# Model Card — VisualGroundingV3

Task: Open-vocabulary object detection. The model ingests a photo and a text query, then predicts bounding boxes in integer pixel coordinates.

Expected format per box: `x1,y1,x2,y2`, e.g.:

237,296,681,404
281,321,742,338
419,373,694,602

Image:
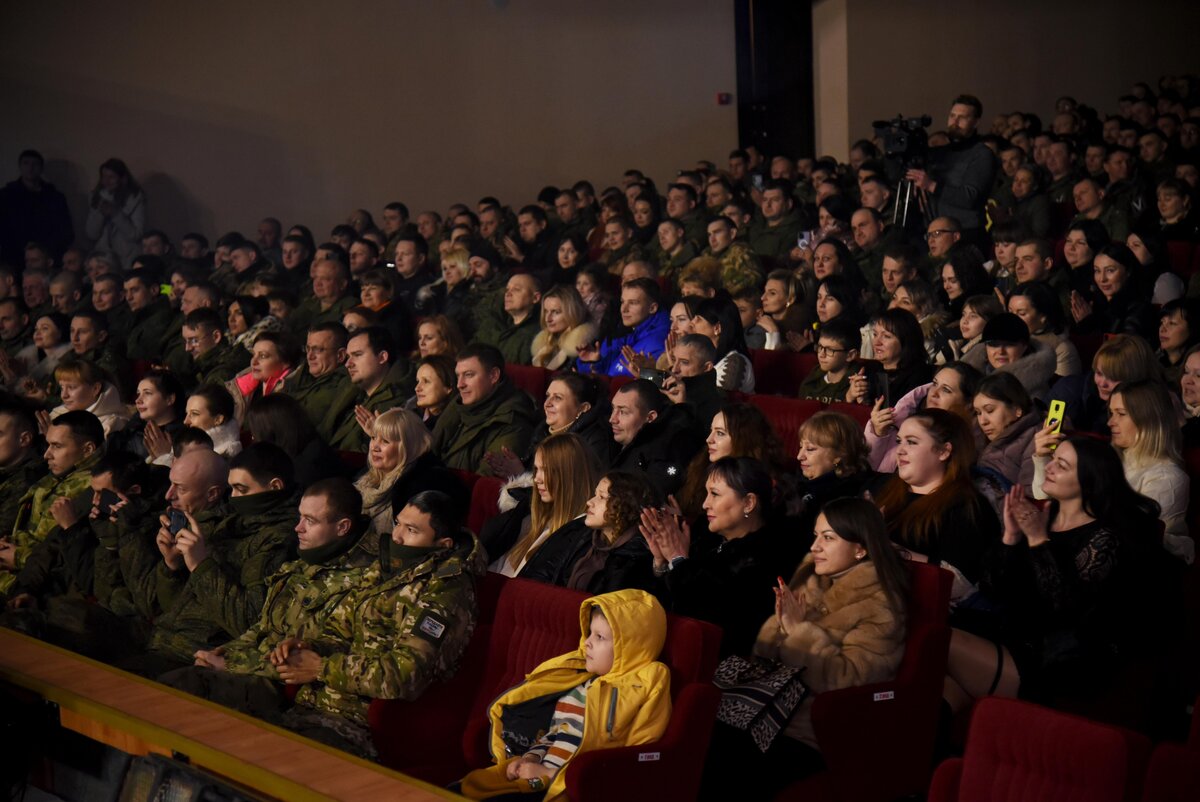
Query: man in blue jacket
577,278,669,377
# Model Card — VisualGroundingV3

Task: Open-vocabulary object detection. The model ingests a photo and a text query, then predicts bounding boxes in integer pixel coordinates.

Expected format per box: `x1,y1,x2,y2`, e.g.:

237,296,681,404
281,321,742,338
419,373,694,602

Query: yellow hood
578,589,666,675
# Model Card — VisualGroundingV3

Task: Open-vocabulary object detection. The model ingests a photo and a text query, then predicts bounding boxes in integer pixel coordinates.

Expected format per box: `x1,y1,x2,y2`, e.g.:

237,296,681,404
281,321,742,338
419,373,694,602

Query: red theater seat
927,697,1151,802
750,348,819,396
506,363,550,402
748,394,822,454
1070,332,1105,371
823,401,872,427
1166,241,1196,276
608,373,635,398
467,476,504,535
1141,741,1200,802
371,576,723,802
777,562,953,802
449,469,482,498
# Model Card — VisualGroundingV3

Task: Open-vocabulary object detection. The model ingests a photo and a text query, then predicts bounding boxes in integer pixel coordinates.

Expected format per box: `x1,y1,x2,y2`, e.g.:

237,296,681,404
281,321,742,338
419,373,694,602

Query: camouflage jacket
0,457,47,542
147,491,299,660
221,524,376,677
192,341,251,389
706,241,763,295
92,494,162,619
282,364,354,441
294,532,485,725
0,452,100,595
7,518,97,602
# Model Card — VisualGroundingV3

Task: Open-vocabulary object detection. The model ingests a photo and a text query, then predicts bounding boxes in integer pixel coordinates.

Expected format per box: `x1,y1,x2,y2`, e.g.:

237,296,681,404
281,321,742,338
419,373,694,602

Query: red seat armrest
925,757,963,802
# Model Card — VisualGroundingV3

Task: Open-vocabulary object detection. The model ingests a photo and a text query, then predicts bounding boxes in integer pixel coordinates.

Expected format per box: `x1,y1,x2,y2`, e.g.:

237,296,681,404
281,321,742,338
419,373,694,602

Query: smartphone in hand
168,509,189,537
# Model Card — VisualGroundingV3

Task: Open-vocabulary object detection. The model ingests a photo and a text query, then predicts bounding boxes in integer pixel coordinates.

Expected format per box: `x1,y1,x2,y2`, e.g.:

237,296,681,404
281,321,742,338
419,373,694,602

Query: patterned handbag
712,654,809,752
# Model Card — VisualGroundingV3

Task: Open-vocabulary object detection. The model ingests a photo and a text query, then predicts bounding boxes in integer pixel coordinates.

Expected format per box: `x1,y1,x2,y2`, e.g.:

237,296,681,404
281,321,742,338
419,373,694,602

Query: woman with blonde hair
531,285,598,369
418,245,474,338
354,407,464,537
480,433,600,578
758,269,813,350
1050,333,1162,435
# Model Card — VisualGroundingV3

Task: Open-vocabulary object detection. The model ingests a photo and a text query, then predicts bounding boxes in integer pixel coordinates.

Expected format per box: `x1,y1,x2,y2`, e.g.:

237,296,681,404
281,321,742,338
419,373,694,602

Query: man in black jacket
608,380,704,497
905,94,996,245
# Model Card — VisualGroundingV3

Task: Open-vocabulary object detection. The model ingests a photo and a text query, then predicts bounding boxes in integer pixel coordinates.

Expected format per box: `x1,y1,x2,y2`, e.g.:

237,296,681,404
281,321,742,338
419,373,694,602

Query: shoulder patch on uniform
416,612,448,642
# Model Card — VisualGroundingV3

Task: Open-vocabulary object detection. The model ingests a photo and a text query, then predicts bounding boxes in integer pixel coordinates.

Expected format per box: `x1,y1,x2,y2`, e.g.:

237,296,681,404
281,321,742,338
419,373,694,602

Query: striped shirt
526,680,591,770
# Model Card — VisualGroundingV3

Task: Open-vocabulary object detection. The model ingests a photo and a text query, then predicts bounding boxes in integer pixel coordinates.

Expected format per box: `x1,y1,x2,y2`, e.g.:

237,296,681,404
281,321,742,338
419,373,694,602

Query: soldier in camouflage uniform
164,487,482,760
702,216,763,295
281,322,353,439
69,310,132,399
113,446,297,677
0,411,103,596
0,404,46,540
182,308,250,388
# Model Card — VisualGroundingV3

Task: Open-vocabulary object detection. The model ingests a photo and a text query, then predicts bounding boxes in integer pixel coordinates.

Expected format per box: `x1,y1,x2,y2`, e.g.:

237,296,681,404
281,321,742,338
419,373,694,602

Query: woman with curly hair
525,470,660,595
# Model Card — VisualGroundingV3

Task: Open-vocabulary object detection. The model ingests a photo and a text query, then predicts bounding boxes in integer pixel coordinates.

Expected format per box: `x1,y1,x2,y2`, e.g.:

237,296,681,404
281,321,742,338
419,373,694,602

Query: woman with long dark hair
689,296,755,392
84,158,145,268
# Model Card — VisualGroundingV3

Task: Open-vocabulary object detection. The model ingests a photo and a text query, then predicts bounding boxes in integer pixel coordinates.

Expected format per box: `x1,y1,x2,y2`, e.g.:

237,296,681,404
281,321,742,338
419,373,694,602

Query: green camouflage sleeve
318,574,476,701
186,525,295,639
9,527,63,598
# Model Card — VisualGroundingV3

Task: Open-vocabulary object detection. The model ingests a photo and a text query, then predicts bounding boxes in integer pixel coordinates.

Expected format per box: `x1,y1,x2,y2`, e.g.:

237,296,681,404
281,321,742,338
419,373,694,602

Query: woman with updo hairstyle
875,408,1000,606
1155,298,1200,387
791,410,883,545
948,293,1003,369
940,243,993,323
1099,378,1191,563
407,354,458,430
641,457,794,655
1070,243,1155,339
759,269,813,350
354,408,465,538
180,383,241,461
526,470,659,595
677,403,786,524
702,498,908,797
84,157,146,268
481,433,600,579
531,285,599,370
1007,281,1082,378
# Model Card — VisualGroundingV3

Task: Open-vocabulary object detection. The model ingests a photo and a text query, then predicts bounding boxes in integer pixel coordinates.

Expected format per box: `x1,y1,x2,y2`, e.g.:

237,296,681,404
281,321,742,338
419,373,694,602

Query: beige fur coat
530,321,599,370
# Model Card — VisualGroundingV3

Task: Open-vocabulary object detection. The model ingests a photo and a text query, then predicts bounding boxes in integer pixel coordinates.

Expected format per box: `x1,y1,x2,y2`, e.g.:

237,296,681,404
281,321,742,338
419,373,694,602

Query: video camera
872,114,933,170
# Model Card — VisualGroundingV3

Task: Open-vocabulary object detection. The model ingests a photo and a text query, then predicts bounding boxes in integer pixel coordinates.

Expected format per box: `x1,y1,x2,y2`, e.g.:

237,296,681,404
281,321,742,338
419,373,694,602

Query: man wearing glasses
924,217,963,277
905,94,996,247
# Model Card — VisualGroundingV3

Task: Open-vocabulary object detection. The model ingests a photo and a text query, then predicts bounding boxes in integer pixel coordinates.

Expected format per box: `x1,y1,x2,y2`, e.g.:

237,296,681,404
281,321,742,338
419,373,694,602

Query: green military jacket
282,364,354,441
295,532,484,725
103,303,134,348
125,297,176,362
678,209,710,252
749,209,805,259
495,310,541,366
7,517,97,602
706,241,763,295
431,378,538,476
159,313,191,379
0,456,47,541
145,491,298,661
658,242,698,286
193,341,251,388
221,524,376,677
75,346,130,394
468,274,510,348
601,241,647,275
0,451,100,596
92,494,162,619
288,295,357,338
325,361,414,452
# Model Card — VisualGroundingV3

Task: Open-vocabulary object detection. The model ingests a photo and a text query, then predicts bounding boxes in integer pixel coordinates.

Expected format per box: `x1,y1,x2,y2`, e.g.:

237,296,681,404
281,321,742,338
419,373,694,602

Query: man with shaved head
113,445,299,677
493,273,542,365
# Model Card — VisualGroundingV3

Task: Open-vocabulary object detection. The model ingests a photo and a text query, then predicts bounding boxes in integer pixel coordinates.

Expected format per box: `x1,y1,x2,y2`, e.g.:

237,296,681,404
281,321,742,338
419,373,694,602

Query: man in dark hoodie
432,344,537,476
608,379,704,497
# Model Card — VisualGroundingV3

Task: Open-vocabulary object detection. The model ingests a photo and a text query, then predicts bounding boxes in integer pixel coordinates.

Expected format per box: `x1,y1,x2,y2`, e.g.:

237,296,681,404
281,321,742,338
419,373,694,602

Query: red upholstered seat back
749,348,819,396
467,476,504,535
955,698,1142,802
747,394,822,454
1166,241,1196,276
1141,742,1200,802
506,364,550,402
824,401,872,427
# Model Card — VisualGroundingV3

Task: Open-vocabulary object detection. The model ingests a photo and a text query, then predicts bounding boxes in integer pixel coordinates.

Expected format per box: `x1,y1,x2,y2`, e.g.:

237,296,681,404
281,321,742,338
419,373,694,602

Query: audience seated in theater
90,273,132,346
495,273,542,365
1070,244,1155,339
949,438,1166,710
574,262,613,335
1180,344,1200,447
358,268,413,355
177,384,241,463
354,408,463,538
9,312,72,396
406,354,457,431
940,244,993,325
549,229,587,290
0,404,46,538
686,296,755,393
655,217,699,284
757,269,812,350
84,158,145,268
749,178,807,259
431,344,537,476
1007,281,1082,378
181,307,249,388
1062,218,1110,296
245,394,342,488
1005,164,1052,238
480,433,599,579
876,408,999,606
414,314,465,361
799,318,862,403
577,278,669,377
814,274,865,340
704,498,908,799
1155,178,1199,242
0,297,32,365
227,331,299,422
108,370,184,463
23,267,53,321
49,358,130,437
283,322,351,437
847,308,934,407
0,410,103,596
889,280,951,363
979,313,1058,400
390,232,438,319
704,214,763,294
987,220,1022,296
530,285,597,370
732,286,767,350
608,379,704,497
1154,298,1200,388
1051,333,1162,436
641,456,796,657
417,246,476,340
122,272,175,362
324,326,411,452
288,257,356,336
791,411,885,545
464,239,510,347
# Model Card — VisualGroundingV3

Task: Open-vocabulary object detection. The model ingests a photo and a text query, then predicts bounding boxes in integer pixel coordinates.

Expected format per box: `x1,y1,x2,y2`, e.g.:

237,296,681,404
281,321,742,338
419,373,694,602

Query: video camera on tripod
872,114,933,228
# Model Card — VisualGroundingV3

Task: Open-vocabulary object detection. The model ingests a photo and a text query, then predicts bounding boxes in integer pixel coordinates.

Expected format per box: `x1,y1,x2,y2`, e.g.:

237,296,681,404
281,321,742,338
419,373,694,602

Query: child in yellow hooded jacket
460,588,672,801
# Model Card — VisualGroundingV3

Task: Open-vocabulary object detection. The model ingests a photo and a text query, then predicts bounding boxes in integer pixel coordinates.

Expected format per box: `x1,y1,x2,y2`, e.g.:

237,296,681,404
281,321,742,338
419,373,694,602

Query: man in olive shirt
325,327,411,452
284,322,353,440
289,258,357,335
182,308,250,387
749,179,806,259
494,274,541,365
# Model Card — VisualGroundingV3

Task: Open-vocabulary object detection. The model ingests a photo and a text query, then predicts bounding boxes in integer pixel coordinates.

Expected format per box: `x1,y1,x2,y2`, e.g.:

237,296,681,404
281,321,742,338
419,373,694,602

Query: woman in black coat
107,370,185,462
388,449,469,521
520,470,658,595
